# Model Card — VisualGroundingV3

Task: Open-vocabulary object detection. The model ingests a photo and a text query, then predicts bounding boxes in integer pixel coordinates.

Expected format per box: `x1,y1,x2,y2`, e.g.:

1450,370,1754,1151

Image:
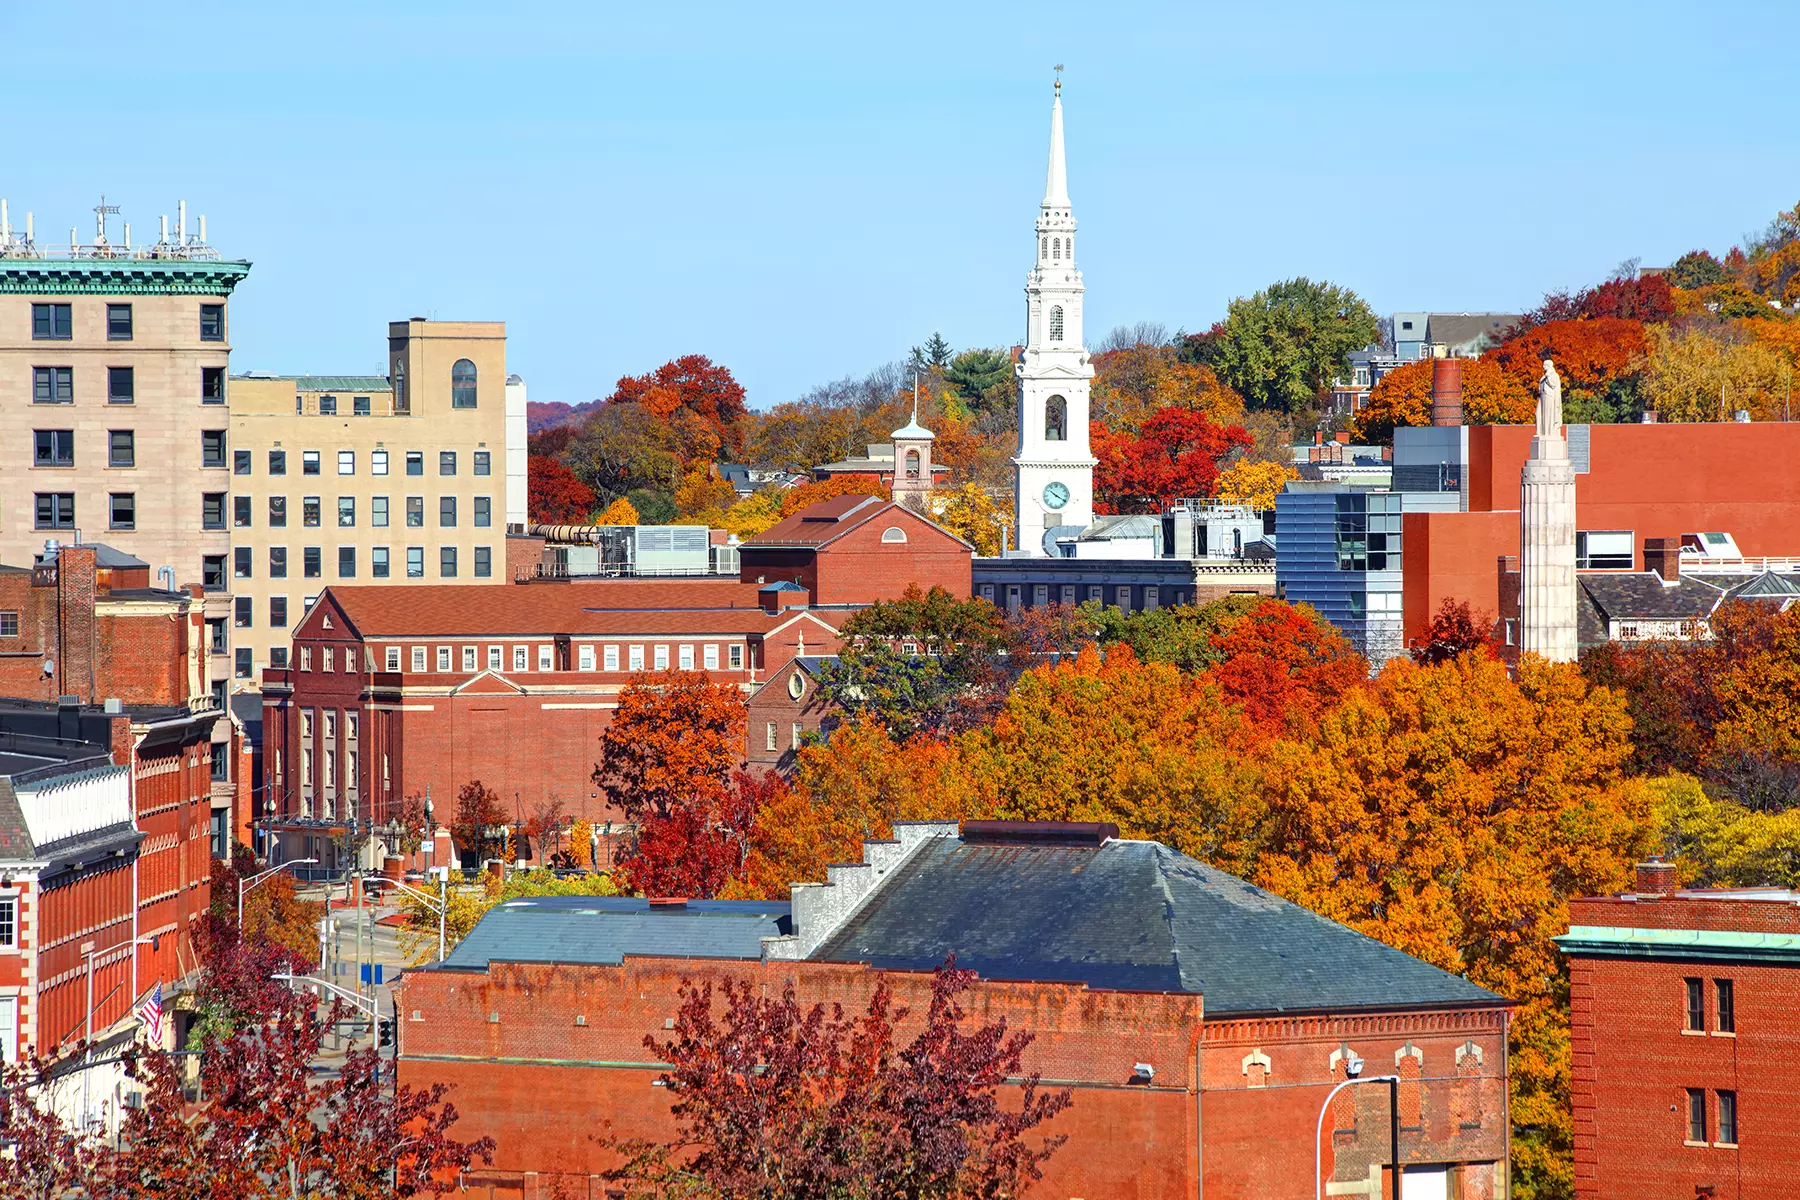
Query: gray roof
810,837,1503,1016
440,895,791,970
1077,515,1162,541
1425,313,1518,353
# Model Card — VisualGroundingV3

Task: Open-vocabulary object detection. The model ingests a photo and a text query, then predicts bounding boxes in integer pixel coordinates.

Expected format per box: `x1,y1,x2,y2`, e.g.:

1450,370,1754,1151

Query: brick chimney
1635,856,1678,896
1431,358,1464,427
56,544,98,703
1644,536,1681,582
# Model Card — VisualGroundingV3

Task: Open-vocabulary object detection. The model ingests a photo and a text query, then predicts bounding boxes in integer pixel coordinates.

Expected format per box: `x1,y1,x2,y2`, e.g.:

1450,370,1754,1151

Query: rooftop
230,374,393,392
440,896,793,969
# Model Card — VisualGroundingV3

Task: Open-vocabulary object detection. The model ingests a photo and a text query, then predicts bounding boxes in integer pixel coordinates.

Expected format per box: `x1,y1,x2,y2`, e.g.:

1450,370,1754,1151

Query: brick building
1557,858,1800,1199
737,494,972,606
745,655,837,770
397,821,1512,1200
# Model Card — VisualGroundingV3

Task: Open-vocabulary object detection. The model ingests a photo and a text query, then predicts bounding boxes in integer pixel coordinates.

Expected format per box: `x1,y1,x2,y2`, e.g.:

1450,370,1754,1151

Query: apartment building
227,319,521,683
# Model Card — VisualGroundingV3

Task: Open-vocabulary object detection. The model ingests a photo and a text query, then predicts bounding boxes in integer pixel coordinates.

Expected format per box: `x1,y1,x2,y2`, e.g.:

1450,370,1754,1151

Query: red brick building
1558,858,1800,1199
745,655,837,770
738,494,973,606
398,821,1511,1200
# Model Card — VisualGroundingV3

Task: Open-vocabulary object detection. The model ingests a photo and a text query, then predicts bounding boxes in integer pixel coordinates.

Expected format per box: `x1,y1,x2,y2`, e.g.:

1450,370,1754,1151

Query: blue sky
7,1,1797,408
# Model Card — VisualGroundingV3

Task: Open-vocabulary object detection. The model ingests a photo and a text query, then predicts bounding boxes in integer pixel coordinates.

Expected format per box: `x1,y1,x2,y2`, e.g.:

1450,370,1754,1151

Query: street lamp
1314,1070,1402,1200
368,874,450,963
238,858,317,925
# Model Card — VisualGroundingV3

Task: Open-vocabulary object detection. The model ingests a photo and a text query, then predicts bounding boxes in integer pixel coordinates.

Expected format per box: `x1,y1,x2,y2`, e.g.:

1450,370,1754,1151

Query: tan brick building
227,319,519,683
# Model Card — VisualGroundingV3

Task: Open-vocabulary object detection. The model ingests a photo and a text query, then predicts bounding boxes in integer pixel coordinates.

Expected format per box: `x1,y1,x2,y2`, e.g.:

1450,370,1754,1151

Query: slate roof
744,495,890,547
1578,573,1727,644
810,836,1504,1016
440,896,791,969
1425,313,1518,353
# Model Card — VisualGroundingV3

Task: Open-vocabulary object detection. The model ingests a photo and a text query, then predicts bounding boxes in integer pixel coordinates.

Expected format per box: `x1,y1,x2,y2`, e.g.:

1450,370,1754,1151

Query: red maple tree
528,454,597,525
608,354,750,459
1091,408,1251,514
1409,598,1498,666
603,960,1071,1199
1485,317,1648,393
1203,599,1368,739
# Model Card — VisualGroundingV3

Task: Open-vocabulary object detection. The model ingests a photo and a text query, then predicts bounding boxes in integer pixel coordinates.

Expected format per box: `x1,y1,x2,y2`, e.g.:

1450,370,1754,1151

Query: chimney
1431,358,1464,426
57,545,99,704
1644,536,1681,583
1314,430,1324,446
1334,431,1351,445
1635,856,1678,896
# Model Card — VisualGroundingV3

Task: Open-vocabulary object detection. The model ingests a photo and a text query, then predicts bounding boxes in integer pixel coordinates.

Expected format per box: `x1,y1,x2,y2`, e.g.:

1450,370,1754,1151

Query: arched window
1045,395,1067,441
1065,234,1073,259
1052,238,1061,261
903,449,921,479
451,358,477,409
881,526,908,544
1040,236,1047,259
1048,305,1064,342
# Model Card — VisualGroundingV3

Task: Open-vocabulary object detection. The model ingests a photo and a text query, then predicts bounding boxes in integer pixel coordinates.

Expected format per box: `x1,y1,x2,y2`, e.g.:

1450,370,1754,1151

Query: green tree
944,347,1015,412
1206,278,1379,414
626,487,677,524
909,332,954,372
1080,595,1265,674
1666,250,1727,290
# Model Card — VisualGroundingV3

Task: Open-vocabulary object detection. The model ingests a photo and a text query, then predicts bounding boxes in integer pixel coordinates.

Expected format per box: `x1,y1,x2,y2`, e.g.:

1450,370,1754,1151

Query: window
338,496,355,526
302,450,320,476
406,451,423,476
462,646,478,672
269,449,287,475
319,395,337,416
382,646,400,673
300,650,312,675
1716,980,1735,1034
474,496,491,527
271,596,288,627
514,647,529,671
269,496,287,527
234,546,252,579
353,395,371,416
371,449,388,476
792,723,803,749
199,303,225,341
670,644,689,670
1576,530,1634,571
1687,1089,1707,1144
202,430,226,468
232,448,251,475
406,496,424,527
303,497,321,527
486,646,502,670
34,429,73,466
304,594,319,613
629,645,644,671
234,596,252,628
728,644,743,669
337,450,355,475
203,555,226,591
109,493,135,530
653,645,669,670
539,645,554,671
766,722,778,752
474,450,490,476
107,304,133,340
338,547,356,578
578,644,596,671
202,492,226,528
604,644,619,671
32,303,72,340
411,646,426,672
474,546,491,578
1045,394,1067,441
439,450,457,476
1048,305,1064,342
35,493,74,529
208,618,226,654
108,366,135,404
439,496,456,527
0,613,17,638
1717,1090,1737,1146
440,547,457,577
270,647,288,668
451,359,477,408
437,646,452,672
1052,236,1061,261
270,547,287,578
704,644,719,670
304,547,322,578
407,547,424,578
371,547,389,578
234,495,251,527
1686,978,1705,1031
32,366,73,403
202,367,225,404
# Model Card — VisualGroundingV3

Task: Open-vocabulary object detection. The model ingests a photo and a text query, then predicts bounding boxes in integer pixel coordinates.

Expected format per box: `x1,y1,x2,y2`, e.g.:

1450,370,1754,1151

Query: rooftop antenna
1,199,10,243
178,200,187,245
912,369,920,422
93,194,120,245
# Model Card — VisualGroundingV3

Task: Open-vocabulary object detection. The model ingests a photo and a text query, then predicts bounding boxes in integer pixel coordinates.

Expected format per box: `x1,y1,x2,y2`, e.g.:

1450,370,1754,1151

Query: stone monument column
1519,358,1578,662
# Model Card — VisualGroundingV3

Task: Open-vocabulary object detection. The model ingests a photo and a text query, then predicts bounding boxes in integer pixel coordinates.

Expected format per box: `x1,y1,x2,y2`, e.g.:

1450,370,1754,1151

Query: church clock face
1042,481,1070,511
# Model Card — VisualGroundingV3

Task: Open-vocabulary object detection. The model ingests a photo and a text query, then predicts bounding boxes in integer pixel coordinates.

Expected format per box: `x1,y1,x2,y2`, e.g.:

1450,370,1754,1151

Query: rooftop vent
648,897,689,907
959,820,1119,847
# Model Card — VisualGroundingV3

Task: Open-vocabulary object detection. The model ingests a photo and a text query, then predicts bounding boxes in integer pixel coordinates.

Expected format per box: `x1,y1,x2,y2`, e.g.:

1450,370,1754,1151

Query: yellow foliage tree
1638,323,1792,422
568,818,594,867
720,489,786,538
594,496,640,526
1092,344,1246,433
926,483,1009,555
1213,459,1299,511
674,466,739,519
1655,773,1800,889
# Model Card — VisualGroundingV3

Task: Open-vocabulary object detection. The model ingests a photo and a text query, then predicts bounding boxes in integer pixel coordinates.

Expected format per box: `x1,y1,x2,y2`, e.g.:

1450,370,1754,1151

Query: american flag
136,982,163,1045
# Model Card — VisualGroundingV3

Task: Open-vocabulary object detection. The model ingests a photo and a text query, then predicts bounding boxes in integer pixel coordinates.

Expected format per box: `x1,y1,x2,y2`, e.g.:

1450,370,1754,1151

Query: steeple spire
1044,70,1069,209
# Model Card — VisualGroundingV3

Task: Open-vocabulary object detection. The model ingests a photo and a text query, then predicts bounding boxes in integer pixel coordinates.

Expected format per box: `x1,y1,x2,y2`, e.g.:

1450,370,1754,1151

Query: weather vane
1054,64,1063,93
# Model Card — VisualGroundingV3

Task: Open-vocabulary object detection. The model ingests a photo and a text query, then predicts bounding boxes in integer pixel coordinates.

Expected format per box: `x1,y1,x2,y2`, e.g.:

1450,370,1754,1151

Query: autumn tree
1203,277,1380,414
608,354,750,458
604,962,1071,1200
450,779,509,867
1351,357,1537,443
1409,598,1498,665
1091,407,1251,513
1656,773,1800,889
1080,594,1263,674
594,670,750,897
528,454,597,524
594,495,640,525
0,1054,104,1199
1636,321,1792,422
1213,458,1298,510
778,474,889,517
1485,317,1649,424
926,482,1008,555
1090,342,1246,433
1202,598,1368,741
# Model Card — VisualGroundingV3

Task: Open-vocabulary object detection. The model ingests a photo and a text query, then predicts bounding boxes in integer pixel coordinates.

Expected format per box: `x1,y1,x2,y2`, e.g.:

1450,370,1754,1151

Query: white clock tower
1013,76,1096,557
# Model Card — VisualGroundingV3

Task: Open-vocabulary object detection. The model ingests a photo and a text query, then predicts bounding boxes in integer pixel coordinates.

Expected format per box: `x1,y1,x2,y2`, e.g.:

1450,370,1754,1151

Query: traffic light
378,1017,395,1049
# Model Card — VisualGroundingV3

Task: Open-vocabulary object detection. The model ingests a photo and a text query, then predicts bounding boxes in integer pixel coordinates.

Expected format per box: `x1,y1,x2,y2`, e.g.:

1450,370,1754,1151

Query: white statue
1537,358,1563,438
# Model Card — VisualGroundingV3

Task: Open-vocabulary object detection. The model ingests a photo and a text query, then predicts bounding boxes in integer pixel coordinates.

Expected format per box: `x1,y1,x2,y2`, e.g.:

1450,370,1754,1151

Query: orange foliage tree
777,475,889,517
1091,344,1247,433
608,354,750,459
1351,358,1536,443
1201,599,1368,741
1485,318,1647,396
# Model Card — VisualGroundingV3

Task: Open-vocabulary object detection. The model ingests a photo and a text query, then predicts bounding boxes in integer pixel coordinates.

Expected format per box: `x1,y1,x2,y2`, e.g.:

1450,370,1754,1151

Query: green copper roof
232,375,391,392
1555,924,1800,964
0,258,251,296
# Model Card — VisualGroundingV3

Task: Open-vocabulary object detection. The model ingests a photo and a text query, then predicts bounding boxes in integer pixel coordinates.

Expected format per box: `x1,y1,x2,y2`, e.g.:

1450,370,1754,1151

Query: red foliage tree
1583,273,1674,323
1409,598,1498,665
594,671,751,897
1091,407,1251,513
608,354,750,459
0,1054,102,1197
528,454,597,525
1485,317,1648,394
604,959,1071,1199
1203,599,1368,739
450,779,510,866
778,473,889,517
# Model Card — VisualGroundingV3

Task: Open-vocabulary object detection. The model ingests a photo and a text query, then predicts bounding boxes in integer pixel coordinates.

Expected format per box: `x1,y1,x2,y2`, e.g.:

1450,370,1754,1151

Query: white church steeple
1013,72,1096,557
